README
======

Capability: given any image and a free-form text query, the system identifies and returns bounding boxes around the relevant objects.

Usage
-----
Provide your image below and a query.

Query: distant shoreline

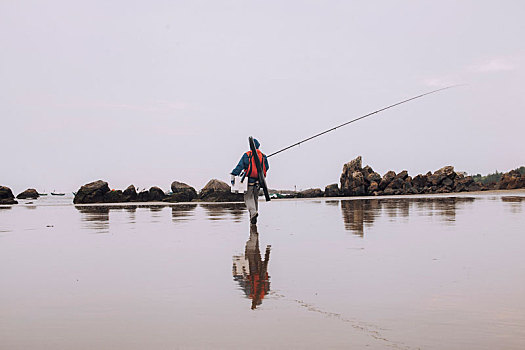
[3,188,523,208]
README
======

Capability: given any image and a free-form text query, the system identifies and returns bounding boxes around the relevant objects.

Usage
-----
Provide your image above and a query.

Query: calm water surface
[1,193,524,349]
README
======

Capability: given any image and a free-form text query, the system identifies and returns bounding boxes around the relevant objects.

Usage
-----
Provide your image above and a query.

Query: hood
[253,138,260,149]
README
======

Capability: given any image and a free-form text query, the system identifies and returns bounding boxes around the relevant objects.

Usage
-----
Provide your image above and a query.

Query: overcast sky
[2,1,524,194]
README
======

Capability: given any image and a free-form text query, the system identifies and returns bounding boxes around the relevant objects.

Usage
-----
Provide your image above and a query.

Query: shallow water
[1,193,525,349]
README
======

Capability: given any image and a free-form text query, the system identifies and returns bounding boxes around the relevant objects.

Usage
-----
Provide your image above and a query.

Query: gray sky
[2,0,524,194]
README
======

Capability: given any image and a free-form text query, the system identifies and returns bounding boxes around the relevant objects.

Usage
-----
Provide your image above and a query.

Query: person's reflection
[232,224,271,310]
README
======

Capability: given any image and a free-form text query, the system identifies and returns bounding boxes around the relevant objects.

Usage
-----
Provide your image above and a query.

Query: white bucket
[231,176,248,193]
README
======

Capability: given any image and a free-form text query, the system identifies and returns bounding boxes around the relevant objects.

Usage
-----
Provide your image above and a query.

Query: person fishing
[231,138,269,224]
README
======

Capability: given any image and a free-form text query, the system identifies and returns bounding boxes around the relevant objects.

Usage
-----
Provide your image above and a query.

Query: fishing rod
[267,85,461,158]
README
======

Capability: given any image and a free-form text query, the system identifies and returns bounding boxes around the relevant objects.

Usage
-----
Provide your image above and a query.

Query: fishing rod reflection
[232,224,271,310]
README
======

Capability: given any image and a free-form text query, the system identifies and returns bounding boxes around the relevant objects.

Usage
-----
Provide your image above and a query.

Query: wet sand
[1,191,525,349]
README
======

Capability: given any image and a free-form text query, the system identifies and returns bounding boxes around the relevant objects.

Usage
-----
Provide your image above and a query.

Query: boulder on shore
[496,170,525,190]
[297,188,324,198]
[0,186,18,204]
[17,188,39,199]
[165,181,198,202]
[103,190,124,203]
[73,180,110,204]
[199,179,243,202]
[122,185,138,201]
[149,186,166,201]
[137,190,151,202]
[324,184,341,197]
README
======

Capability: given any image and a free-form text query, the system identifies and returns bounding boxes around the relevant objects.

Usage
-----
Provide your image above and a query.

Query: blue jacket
[231,139,269,184]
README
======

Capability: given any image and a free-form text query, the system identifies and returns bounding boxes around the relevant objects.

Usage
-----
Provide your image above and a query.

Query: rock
[383,188,395,195]
[379,171,396,190]
[73,180,110,204]
[122,185,138,201]
[168,181,197,202]
[368,181,379,193]
[0,186,18,204]
[412,174,428,190]
[366,171,382,184]
[149,186,166,201]
[454,176,473,192]
[342,156,362,174]
[435,165,456,178]
[202,179,230,192]
[297,188,324,198]
[324,184,340,197]
[395,170,409,180]
[103,190,124,203]
[199,179,243,202]
[497,170,525,190]
[386,177,405,190]
[442,177,454,187]
[137,190,151,202]
[16,188,39,199]
[467,182,483,192]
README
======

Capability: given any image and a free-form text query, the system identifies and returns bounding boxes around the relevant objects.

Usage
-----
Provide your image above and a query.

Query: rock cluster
[339,156,485,196]
[296,188,324,198]
[16,188,39,199]
[496,169,525,190]
[73,179,241,204]
[0,186,18,205]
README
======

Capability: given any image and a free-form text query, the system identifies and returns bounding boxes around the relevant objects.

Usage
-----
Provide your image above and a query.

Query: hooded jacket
[231,139,270,184]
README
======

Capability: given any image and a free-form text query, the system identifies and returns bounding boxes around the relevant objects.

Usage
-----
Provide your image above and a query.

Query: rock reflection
[232,224,271,310]
[341,197,476,236]
[171,204,197,222]
[201,203,246,222]
[501,196,524,214]
[75,206,110,233]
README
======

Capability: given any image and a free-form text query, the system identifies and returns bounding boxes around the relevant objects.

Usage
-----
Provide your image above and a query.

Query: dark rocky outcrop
[137,190,151,202]
[74,180,110,204]
[0,186,18,204]
[337,156,504,198]
[103,190,124,203]
[164,181,198,202]
[122,185,138,201]
[297,188,324,198]
[324,184,341,197]
[16,188,39,199]
[496,170,525,190]
[199,179,243,202]
[149,186,166,201]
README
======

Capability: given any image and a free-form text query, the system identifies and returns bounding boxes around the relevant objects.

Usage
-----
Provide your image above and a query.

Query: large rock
[166,181,197,202]
[199,179,243,202]
[122,185,138,201]
[340,156,369,196]
[0,186,18,204]
[497,170,525,190]
[297,188,324,198]
[324,184,341,197]
[16,188,39,199]
[149,186,166,201]
[412,174,428,191]
[103,190,124,203]
[73,180,110,204]
[379,171,396,190]
[137,190,151,202]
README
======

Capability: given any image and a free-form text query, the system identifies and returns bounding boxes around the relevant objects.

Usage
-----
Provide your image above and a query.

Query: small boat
[38,193,48,196]
[51,192,65,196]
